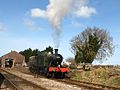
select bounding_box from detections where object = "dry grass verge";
[70,67,120,88]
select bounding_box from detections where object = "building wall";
[1,51,25,68]
[0,58,1,67]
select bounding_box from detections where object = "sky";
[0,0,120,65]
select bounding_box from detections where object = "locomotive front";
[49,49,63,67]
[47,49,70,78]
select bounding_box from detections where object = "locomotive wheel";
[29,67,34,73]
[52,73,55,78]
[61,73,65,79]
[54,72,65,79]
[46,72,52,78]
[54,72,61,78]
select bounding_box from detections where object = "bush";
[69,64,77,69]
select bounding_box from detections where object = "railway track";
[0,69,46,90]
[54,78,120,90]
[1,72,22,90]
[0,68,83,90]
[1,67,120,90]
[7,68,120,90]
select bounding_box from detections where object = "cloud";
[0,23,6,31]
[31,8,46,18]
[75,6,96,18]
[23,18,43,31]
[30,0,96,19]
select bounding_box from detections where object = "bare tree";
[70,27,114,64]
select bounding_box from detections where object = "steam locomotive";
[28,49,69,78]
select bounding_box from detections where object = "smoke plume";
[46,0,73,48]
[30,0,96,48]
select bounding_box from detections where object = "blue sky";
[0,0,120,65]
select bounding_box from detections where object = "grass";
[70,67,120,88]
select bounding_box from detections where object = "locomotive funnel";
[55,49,58,54]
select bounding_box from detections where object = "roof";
[2,51,25,63]
[2,51,24,57]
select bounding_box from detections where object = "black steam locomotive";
[28,49,69,78]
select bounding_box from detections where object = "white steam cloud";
[30,0,96,48]
[75,6,96,18]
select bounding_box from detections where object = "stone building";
[1,51,25,68]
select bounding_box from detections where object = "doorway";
[5,58,14,68]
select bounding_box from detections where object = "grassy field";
[70,66,120,87]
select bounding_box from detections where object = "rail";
[52,78,120,90]
[3,74,22,90]
[0,68,46,90]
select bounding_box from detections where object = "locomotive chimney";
[55,49,58,54]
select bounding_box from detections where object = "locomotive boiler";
[28,49,69,78]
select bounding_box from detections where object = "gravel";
[4,69,82,90]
